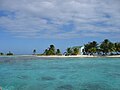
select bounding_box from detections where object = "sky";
[0,0,120,54]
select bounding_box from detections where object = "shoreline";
[0,55,120,58]
[36,55,120,58]
[36,55,97,58]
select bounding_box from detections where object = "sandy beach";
[105,55,120,58]
[36,55,120,58]
[0,55,120,58]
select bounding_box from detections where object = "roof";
[72,46,83,49]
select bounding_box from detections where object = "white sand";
[37,55,120,58]
[105,55,120,58]
[37,55,95,58]
[0,55,120,58]
[36,55,120,58]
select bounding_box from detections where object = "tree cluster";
[0,51,14,56]
[84,39,120,55]
[43,45,61,55]
[65,47,79,55]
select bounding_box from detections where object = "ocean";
[0,56,120,90]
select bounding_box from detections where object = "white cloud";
[0,0,120,39]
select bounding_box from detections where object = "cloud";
[0,0,120,39]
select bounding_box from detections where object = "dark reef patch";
[59,75,67,79]
[15,83,27,90]
[41,76,56,81]
[56,84,74,90]
[37,76,56,81]
[106,72,120,78]
[80,83,112,90]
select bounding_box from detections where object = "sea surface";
[0,56,120,90]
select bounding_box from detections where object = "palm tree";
[56,49,61,55]
[73,48,79,55]
[66,48,72,55]
[100,39,114,55]
[90,47,97,55]
[49,45,55,55]
[114,42,120,54]
[0,52,4,55]
[33,49,36,55]
[84,41,98,55]
[7,51,13,55]
[84,43,90,55]
[50,45,55,50]
[43,45,58,55]
[109,42,115,54]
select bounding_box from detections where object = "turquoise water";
[0,56,120,90]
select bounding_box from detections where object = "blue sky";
[0,0,120,54]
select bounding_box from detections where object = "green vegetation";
[43,45,61,55]
[73,48,79,55]
[84,39,120,55]
[0,52,4,55]
[0,39,119,56]
[114,42,120,54]
[66,47,79,55]
[0,51,14,56]
[33,49,36,55]
[6,51,14,56]
[84,41,98,55]
[41,39,119,56]
[66,48,72,55]
[56,49,61,55]
[100,39,113,55]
